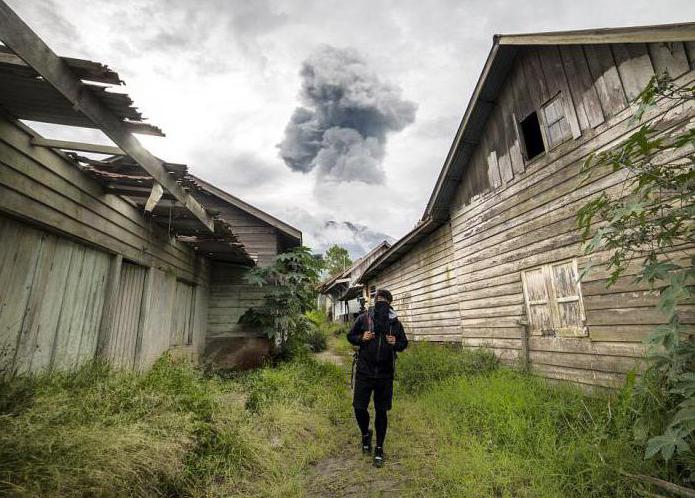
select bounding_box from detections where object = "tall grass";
[0,354,350,497]
[392,343,670,497]
[1,340,679,497]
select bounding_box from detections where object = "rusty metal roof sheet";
[0,45,162,136]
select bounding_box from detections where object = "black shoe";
[361,430,373,455]
[373,446,384,468]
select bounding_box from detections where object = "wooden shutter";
[521,266,554,335]
[548,260,586,337]
[521,259,586,337]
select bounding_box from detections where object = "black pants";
[353,374,394,411]
[353,374,393,448]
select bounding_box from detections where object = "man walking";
[347,289,408,467]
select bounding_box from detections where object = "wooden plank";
[560,45,605,129]
[686,42,695,69]
[611,43,655,101]
[97,254,122,358]
[583,44,628,117]
[537,45,582,139]
[30,136,125,156]
[0,133,198,276]
[647,42,690,78]
[0,3,214,231]
[0,222,41,374]
[498,26,695,46]
[498,85,525,175]
[13,232,58,374]
[76,251,109,366]
[50,243,86,370]
[521,47,550,107]
[138,268,176,370]
[490,104,514,183]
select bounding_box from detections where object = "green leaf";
[645,427,690,461]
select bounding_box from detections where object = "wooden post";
[518,318,530,372]
[96,254,122,359]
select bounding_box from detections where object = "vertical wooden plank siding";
[0,214,109,374]
[366,44,695,388]
[611,43,655,100]
[106,261,147,369]
[647,42,690,77]
[138,269,178,370]
[583,44,628,117]
[172,280,195,346]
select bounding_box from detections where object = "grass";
[0,339,682,497]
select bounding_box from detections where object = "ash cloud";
[278,45,417,184]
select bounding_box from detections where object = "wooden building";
[0,4,299,375]
[360,24,695,389]
[318,241,391,322]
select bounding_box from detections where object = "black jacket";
[347,307,408,379]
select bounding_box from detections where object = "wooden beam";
[31,136,126,156]
[497,23,695,46]
[0,1,214,231]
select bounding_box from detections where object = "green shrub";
[396,341,498,393]
[305,324,328,352]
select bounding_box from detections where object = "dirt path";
[310,346,409,497]
[314,349,346,366]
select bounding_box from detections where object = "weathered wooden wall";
[0,114,207,284]
[195,194,280,267]
[368,42,695,389]
[0,215,110,374]
[371,223,459,338]
[205,262,270,369]
[0,115,210,374]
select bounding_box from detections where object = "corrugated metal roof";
[0,46,162,136]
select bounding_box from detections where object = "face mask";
[374,301,390,322]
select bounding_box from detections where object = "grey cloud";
[278,45,416,184]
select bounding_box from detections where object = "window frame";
[520,259,587,338]
[539,93,572,150]
[517,111,547,163]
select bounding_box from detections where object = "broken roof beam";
[0,45,122,84]
[31,136,126,156]
[0,1,214,231]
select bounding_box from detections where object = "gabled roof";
[187,175,302,244]
[361,22,695,282]
[320,240,391,294]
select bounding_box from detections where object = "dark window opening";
[520,112,545,160]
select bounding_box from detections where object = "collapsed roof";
[0,2,300,266]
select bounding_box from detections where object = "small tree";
[577,74,694,475]
[240,246,323,352]
[324,244,352,277]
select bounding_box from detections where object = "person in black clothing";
[347,288,408,468]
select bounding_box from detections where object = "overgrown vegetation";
[577,73,694,484]
[0,354,350,497]
[1,341,680,497]
[240,246,324,356]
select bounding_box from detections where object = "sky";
[8,0,695,256]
